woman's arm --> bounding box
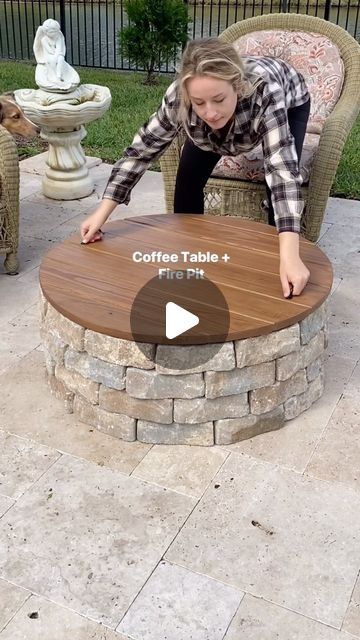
[102,81,181,206]
[278,232,310,297]
[81,199,117,244]
[81,81,181,243]
[260,106,310,296]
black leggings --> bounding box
[174,99,311,226]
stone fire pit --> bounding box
[40,293,328,445]
[39,215,332,446]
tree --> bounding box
[119,0,190,84]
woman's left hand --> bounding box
[280,254,310,297]
[278,232,310,298]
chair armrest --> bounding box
[160,133,185,213]
[0,125,20,249]
[311,93,360,184]
[304,92,360,241]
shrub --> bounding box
[119,0,190,84]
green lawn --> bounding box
[1,60,359,199]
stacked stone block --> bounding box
[39,289,328,446]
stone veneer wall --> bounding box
[39,289,329,446]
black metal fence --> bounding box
[0,0,359,71]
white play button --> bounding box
[165,302,199,340]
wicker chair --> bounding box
[0,124,20,274]
[160,14,360,242]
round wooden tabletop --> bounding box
[39,214,333,343]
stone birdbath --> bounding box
[15,19,111,200]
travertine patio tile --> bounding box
[218,355,354,472]
[16,235,57,276]
[109,171,166,218]
[318,224,360,280]
[0,351,151,475]
[20,201,85,239]
[0,595,129,639]
[132,445,229,498]
[0,304,40,376]
[117,560,243,640]
[22,207,164,248]
[343,572,360,637]
[19,152,48,175]
[0,273,38,323]
[0,455,195,627]
[319,222,332,240]
[27,213,86,244]
[0,431,59,499]
[324,197,360,228]
[0,495,14,517]
[20,169,165,228]
[21,190,101,215]
[15,265,40,285]
[0,579,30,632]
[305,362,360,490]
[224,594,359,639]
[42,207,164,245]
[19,175,42,200]
[331,276,343,296]
[89,161,114,180]
[327,278,360,360]
[343,360,360,394]
[90,165,113,192]
[19,152,101,175]
[166,454,360,628]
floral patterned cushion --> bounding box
[212,132,320,183]
[212,30,344,183]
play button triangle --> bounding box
[165,302,199,340]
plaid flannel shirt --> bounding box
[103,56,310,233]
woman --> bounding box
[81,37,311,297]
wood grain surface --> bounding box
[39,214,333,343]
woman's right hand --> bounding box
[80,200,117,244]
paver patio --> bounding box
[0,153,359,639]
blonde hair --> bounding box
[177,37,260,126]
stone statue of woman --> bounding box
[33,19,80,92]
